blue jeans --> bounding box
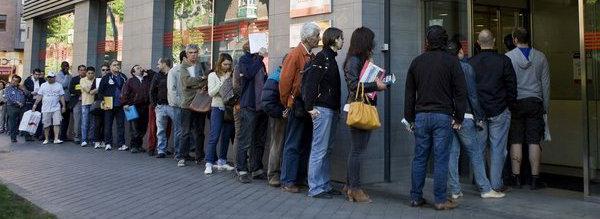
[205,107,234,164]
[171,106,183,155]
[308,107,338,196]
[280,108,312,186]
[156,105,178,154]
[411,113,453,204]
[479,109,511,190]
[81,105,91,143]
[448,118,493,194]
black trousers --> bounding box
[177,109,206,161]
[129,104,149,149]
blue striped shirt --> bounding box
[5,85,25,106]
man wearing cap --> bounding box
[33,72,66,145]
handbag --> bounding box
[223,105,234,122]
[189,88,212,113]
[18,110,41,134]
[346,83,381,130]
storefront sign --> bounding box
[290,0,332,18]
[289,20,331,47]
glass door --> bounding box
[472,4,527,54]
[583,0,600,201]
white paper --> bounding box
[343,104,350,112]
[95,78,101,89]
[359,62,385,83]
[249,32,269,54]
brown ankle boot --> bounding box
[347,188,372,203]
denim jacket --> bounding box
[460,59,484,121]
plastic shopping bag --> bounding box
[18,110,41,134]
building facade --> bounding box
[22,0,600,201]
[0,0,26,81]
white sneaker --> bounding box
[177,159,186,167]
[204,163,213,175]
[118,145,129,151]
[42,140,49,145]
[94,142,102,149]
[481,190,506,199]
[105,144,112,151]
[217,163,235,171]
[81,142,88,147]
[451,192,464,200]
[53,139,63,144]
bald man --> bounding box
[469,29,517,193]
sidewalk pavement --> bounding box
[0,136,599,219]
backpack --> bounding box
[294,55,329,118]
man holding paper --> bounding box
[98,60,128,151]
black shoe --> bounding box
[148,150,156,157]
[74,140,81,145]
[131,148,140,153]
[252,172,267,180]
[313,192,333,199]
[156,153,166,158]
[512,174,522,189]
[165,150,173,156]
[410,199,427,207]
[530,175,547,190]
[238,173,251,184]
[327,189,343,196]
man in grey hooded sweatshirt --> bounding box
[505,27,550,190]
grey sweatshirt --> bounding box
[505,47,550,112]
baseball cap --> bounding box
[47,72,56,77]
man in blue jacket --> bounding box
[446,39,506,200]
[235,42,268,183]
[97,60,128,151]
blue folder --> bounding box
[124,105,139,121]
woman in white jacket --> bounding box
[204,53,236,174]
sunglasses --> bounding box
[101,69,109,71]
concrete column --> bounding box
[72,0,107,69]
[122,0,170,72]
[23,18,45,76]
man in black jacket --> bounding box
[69,65,86,144]
[150,58,174,158]
[404,25,467,210]
[23,68,46,141]
[468,29,517,192]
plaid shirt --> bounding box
[5,85,25,106]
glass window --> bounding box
[170,0,269,68]
[0,15,7,31]
[172,0,214,65]
[424,0,469,55]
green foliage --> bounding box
[0,184,56,219]
[108,0,125,22]
[46,14,74,45]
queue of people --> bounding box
[1,23,550,210]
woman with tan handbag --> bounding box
[343,27,387,203]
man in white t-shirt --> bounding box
[33,72,66,145]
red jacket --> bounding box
[279,42,311,108]
[121,75,151,106]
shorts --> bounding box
[42,111,63,128]
[509,97,545,145]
